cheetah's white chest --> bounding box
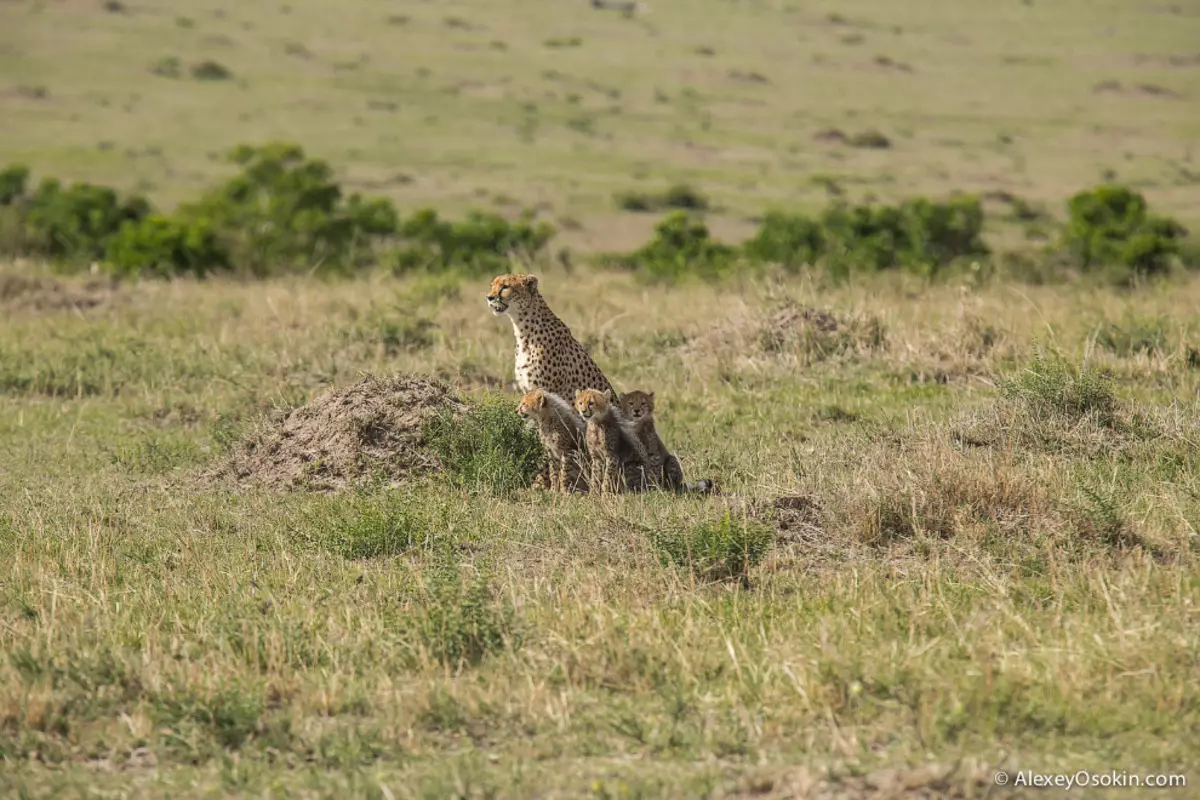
[513,337,541,391]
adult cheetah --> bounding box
[486,273,618,403]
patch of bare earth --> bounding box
[211,375,469,492]
[0,272,115,312]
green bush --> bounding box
[614,211,737,282]
[0,164,28,206]
[614,183,709,213]
[742,211,825,270]
[820,196,987,276]
[846,129,891,149]
[650,511,773,583]
[1062,185,1188,277]
[424,397,544,495]
[393,208,554,273]
[22,178,151,260]
[661,183,709,211]
[902,196,988,270]
[179,142,399,275]
[105,215,231,278]
[190,60,233,81]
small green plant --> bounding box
[1062,185,1188,278]
[999,348,1119,427]
[661,183,708,211]
[105,215,231,278]
[413,566,518,668]
[191,60,234,81]
[151,686,265,756]
[847,129,891,149]
[650,511,772,583]
[1070,475,1142,550]
[424,396,544,495]
[613,211,737,282]
[614,191,656,212]
[614,183,709,213]
[307,494,431,559]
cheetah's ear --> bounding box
[524,275,539,293]
[533,393,547,409]
[603,387,616,401]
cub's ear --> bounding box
[648,391,656,401]
[533,393,547,409]
[603,387,616,401]
[525,275,539,292]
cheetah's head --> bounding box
[516,389,547,420]
[619,390,656,422]
[486,273,539,316]
[574,388,615,421]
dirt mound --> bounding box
[0,272,114,313]
[215,375,469,492]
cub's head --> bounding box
[486,273,539,315]
[574,388,614,420]
[516,388,548,420]
[620,390,656,421]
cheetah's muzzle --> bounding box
[486,296,508,314]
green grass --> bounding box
[3,0,1200,795]
[1,267,1199,796]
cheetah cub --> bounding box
[574,388,650,494]
[516,389,589,493]
[619,390,685,492]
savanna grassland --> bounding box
[3,0,1200,798]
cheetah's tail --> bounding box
[681,478,719,495]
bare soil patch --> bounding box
[212,375,469,491]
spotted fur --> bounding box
[517,389,589,493]
[619,390,685,492]
[574,388,649,494]
[486,274,618,403]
